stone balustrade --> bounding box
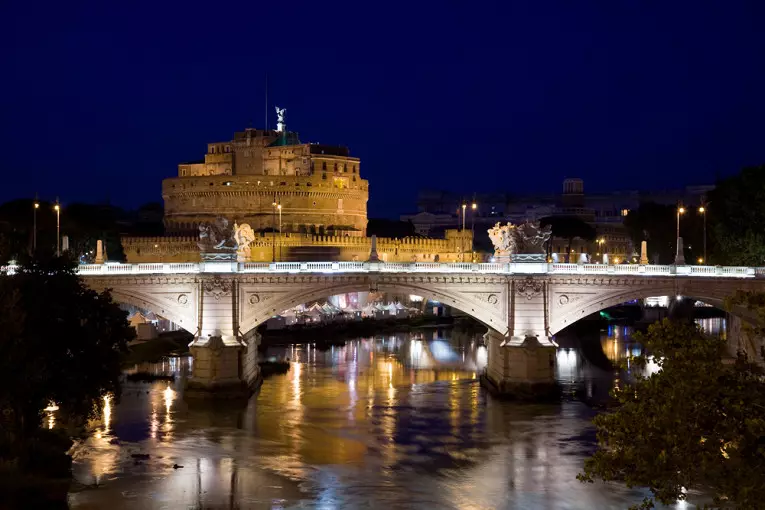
[38,261,758,277]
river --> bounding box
[66,319,726,509]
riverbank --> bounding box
[121,316,484,365]
[259,315,485,345]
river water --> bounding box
[66,319,725,510]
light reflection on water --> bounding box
[68,326,704,509]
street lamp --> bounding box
[675,204,686,265]
[597,238,606,263]
[698,203,707,265]
[54,200,61,257]
[271,197,278,262]
[277,202,283,261]
[470,201,478,262]
[33,198,40,253]
[677,205,685,239]
[461,203,467,231]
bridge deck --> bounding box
[55,261,765,278]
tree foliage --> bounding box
[0,255,133,444]
[578,318,765,509]
[540,215,596,261]
[707,165,765,266]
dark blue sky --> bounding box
[2,1,764,218]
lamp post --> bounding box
[698,203,707,264]
[271,196,277,262]
[277,202,283,261]
[675,204,686,265]
[461,203,467,231]
[54,200,61,257]
[597,238,606,263]
[33,198,39,253]
[470,201,477,263]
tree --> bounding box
[623,202,676,264]
[0,254,133,504]
[707,165,765,266]
[540,215,596,262]
[578,318,765,509]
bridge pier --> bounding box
[186,275,261,398]
[480,276,559,399]
[481,330,558,399]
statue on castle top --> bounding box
[275,106,286,133]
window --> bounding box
[353,165,357,174]
[621,209,630,217]
[338,198,343,211]
[343,164,347,173]
[334,163,337,172]
[322,162,327,171]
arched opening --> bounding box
[106,290,197,336]
[550,285,753,336]
[239,282,505,339]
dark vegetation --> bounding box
[0,255,133,507]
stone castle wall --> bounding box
[122,230,474,264]
[162,173,369,236]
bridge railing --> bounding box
[12,260,756,278]
[76,262,201,275]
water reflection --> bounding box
[69,330,697,509]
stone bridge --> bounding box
[78,261,765,397]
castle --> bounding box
[123,108,473,263]
[163,108,368,237]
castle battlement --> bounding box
[122,229,475,264]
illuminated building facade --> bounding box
[163,113,368,237]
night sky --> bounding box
[2,1,765,218]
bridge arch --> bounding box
[549,280,749,335]
[99,288,197,335]
[238,278,508,338]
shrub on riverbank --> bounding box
[578,318,765,509]
[0,255,133,506]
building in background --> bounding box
[401,178,713,262]
[163,112,368,237]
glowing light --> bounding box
[102,394,112,435]
[163,385,175,415]
[44,402,59,412]
[34,202,39,209]
[678,206,685,214]
[292,361,302,403]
